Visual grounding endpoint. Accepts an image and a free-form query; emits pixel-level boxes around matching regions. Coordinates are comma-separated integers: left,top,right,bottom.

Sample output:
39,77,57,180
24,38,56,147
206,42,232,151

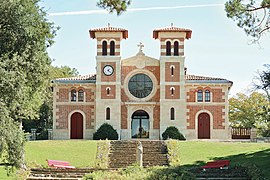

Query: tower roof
153,26,192,39
89,26,128,39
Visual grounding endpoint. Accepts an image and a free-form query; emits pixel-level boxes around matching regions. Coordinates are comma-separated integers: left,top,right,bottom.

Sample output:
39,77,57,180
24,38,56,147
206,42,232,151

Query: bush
93,123,118,140
162,126,186,140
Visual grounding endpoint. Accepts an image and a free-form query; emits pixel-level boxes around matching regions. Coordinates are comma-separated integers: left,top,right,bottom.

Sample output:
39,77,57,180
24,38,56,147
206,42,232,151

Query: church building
52,25,233,140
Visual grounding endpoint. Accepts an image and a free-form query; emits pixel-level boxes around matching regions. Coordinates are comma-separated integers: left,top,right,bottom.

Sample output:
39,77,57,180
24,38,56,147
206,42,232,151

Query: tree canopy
0,0,57,169
255,64,270,100
97,0,131,15
225,0,270,41
229,92,270,135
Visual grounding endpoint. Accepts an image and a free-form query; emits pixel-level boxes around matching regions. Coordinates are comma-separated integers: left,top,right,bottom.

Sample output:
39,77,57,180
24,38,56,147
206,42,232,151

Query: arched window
102,41,107,56
170,107,175,120
197,90,203,102
78,89,84,102
166,41,171,56
205,90,211,102
170,65,175,76
170,87,175,96
106,107,110,120
110,41,115,56
106,87,110,95
174,41,179,56
71,89,76,102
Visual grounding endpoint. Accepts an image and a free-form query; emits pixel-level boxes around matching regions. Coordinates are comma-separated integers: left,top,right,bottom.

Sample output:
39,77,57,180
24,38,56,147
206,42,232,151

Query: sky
40,0,270,96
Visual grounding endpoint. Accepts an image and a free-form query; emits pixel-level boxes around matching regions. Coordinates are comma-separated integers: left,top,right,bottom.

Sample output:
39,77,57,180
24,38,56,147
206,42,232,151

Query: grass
24,140,97,168
178,141,270,178
0,140,97,179
1,140,270,179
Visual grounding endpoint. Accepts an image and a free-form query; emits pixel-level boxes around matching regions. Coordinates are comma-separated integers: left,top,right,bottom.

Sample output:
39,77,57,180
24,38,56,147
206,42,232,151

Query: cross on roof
137,42,144,53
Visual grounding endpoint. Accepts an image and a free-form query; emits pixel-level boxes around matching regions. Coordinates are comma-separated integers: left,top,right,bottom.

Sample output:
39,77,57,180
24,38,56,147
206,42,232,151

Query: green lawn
1,140,270,179
0,140,97,179
178,141,270,178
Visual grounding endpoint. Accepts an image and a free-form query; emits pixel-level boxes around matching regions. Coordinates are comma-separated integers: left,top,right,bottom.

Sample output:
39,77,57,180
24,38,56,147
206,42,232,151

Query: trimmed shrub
162,126,186,140
93,123,118,140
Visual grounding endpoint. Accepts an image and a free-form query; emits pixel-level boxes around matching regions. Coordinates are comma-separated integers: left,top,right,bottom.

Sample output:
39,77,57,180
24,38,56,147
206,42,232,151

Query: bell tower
153,25,192,137
89,25,128,134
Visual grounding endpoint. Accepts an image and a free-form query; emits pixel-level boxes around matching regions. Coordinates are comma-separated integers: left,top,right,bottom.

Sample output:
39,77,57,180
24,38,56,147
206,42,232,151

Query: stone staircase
27,168,93,180
108,140,169,168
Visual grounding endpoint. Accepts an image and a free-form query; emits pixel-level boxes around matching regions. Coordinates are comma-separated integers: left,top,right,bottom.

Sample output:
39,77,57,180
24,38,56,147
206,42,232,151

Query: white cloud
49,4,224,17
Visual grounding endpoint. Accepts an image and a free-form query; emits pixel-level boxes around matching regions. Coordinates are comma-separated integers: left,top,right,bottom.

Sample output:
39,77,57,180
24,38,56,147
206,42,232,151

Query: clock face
128,74,153,98
103,65,114,76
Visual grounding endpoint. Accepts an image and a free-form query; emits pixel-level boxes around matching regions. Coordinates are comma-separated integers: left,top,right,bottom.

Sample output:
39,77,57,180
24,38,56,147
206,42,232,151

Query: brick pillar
31,128,37,140
250,128,257,142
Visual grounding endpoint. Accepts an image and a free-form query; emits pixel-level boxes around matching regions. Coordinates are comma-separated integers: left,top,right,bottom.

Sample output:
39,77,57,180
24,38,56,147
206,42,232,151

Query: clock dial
128,74,153,98
103,65,114,76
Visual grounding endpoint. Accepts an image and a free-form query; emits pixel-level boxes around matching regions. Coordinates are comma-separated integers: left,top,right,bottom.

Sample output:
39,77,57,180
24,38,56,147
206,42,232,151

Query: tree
229,92,270,135
0,0,57,169
225,0,270,41
22,65,79,139
254,64,270,100
97,0,131,15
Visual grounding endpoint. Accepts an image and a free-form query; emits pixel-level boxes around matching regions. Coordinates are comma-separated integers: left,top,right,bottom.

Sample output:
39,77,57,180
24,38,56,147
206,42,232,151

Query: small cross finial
137,42,144,52
171,23,173,27
108,23,110,27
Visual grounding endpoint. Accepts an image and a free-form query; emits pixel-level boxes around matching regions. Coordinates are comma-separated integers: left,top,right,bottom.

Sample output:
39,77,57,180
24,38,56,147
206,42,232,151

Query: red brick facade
101,85,116,99
187,105,225,129
56,105,94,129
165,62,180,82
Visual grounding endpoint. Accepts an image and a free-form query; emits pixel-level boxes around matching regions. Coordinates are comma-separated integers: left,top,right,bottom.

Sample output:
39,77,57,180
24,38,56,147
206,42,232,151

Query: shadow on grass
180,148,270,179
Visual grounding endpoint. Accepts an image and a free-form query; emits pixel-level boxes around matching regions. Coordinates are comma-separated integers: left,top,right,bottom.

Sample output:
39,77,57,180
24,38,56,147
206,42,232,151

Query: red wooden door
198,113,210,139
71,112,83,139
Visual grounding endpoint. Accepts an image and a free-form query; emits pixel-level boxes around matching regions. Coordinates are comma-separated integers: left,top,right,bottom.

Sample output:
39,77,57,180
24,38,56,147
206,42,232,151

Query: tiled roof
89,26,128,39
53,74,232,84
153,26,192,39
53,74,96,83
185,74,233,84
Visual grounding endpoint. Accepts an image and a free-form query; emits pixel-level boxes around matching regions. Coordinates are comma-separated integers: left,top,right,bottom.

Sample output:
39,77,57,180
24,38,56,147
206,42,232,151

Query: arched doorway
198,113,210,139
70,112,83,139
131,110,149,138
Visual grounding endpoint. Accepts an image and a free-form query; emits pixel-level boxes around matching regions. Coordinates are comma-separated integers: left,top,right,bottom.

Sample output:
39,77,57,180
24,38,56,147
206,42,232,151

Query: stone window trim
164,39,181,57
109,39,116,56
194,110,214,139
170,65,175,76
170,107,175,120
102,40,107,56
196,89,212,103
106,87,111,96
205,90,211,102
173,40,179,56
166,40,171,56
170,87,175,96
69,89,85,102
123,69,158,102
106,107,110,120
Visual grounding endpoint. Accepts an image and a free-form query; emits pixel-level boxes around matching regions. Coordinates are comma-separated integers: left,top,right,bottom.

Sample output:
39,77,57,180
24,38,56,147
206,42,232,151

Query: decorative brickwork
165,62,180,82
56,105,94,129
212,89,225,102
85,88,95,102
57,89,69,102
165,85,180,99
187,105,225,129
101,85,116,99
153,106,160,129
186,87,225,102
121,105,127,129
